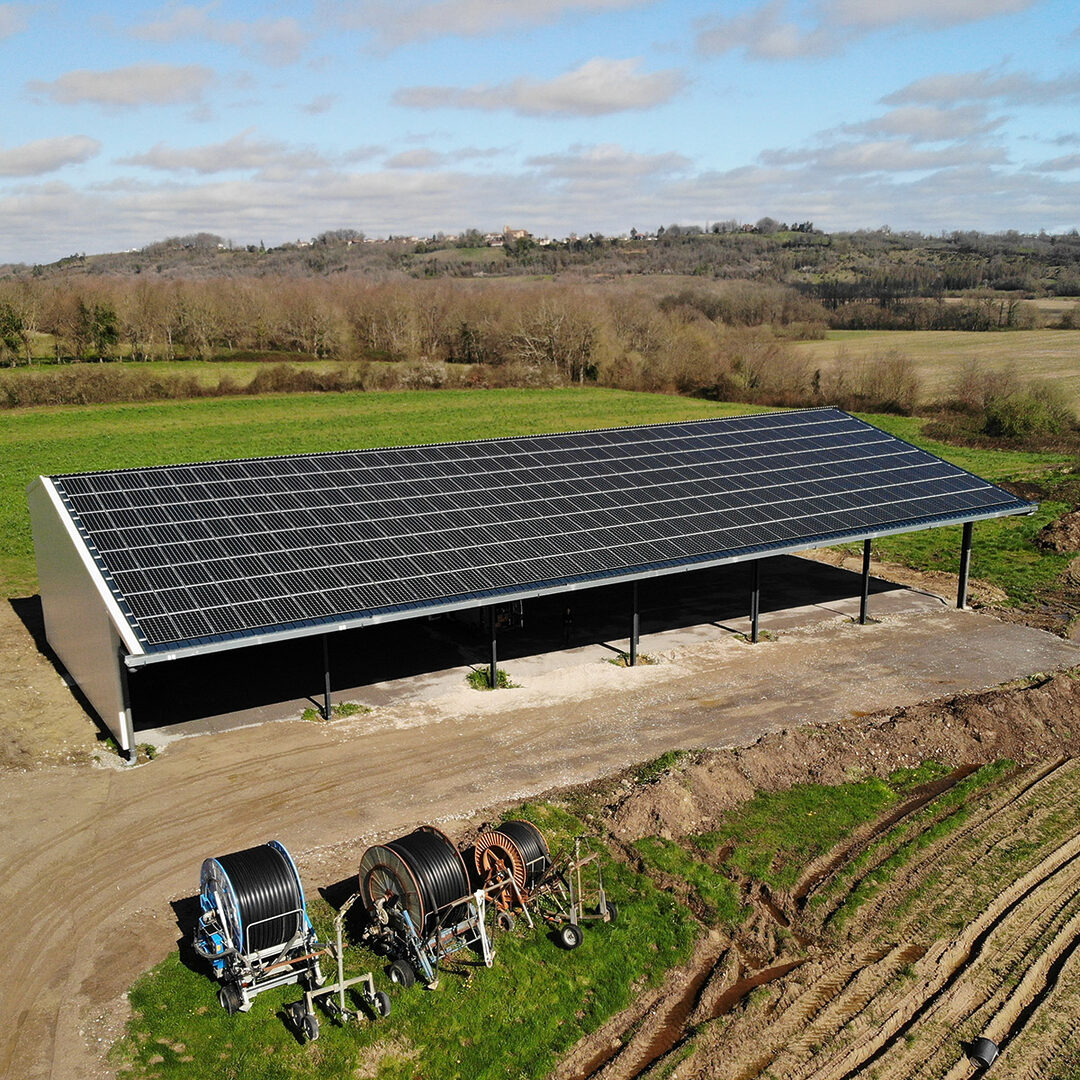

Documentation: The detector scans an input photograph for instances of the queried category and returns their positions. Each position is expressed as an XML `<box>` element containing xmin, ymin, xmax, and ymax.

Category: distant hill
<box><xmin>5</xmin><ymin>226</ymin><xmax>1080</xmax><ymax>299</ymax></box>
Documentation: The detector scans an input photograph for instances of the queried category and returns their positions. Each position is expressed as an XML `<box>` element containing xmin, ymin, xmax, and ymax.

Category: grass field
<box><xmin>112</xmin><ymin>802</ymin><xmax>697</xmax><ymax>1080</ymax></box>
<box><xmin>0</xmin><ymin>389</ymin><xmax>751</xmax><ymax>596</ymax></box>
<box><xmin>793</xmin><ymin>329</ymin><xmax>1080</xmax><ymax>408</ymax></box>
<box><xmin>1</xmin><ymin>388</ymin><xmax>1071</xmax><ymax>603</ymax></box>
<box><xmin>113</xmin><ymin>756</ymin><xmax>1080</xmax><ymax>1080</ymax></box>
<box><xmin>0</xmin><ymin>357</ymin><xmax>377</xmax><ymax>385</ymax></box>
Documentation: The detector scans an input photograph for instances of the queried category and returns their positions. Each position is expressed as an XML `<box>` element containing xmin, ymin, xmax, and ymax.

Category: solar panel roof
<box><xmin>43</xmin><ymin>407</ymin><xmax>1034</xmax><ymax>664</ymax></box>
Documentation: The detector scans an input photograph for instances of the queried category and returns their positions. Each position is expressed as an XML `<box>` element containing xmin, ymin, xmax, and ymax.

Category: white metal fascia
<box><xmin>34</xmin><ymin>477</ymin><xmax>145</xmax><ymax>657</ymax></box>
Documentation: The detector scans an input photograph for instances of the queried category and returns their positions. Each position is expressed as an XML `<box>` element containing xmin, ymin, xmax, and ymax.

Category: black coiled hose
<box><xmin>213</xmin><ymin>844</ymin><xmax>303</xmax><ymax>953</ymax></box>
<box><xmin>361</xmin><ymin>826</ymin><xmax>470</xmax><ymax>935</ymax></box>
<box><xmin>496</xmin><ymin>820</ymin><xmax>551</xmax><ymax>889</ymax></box>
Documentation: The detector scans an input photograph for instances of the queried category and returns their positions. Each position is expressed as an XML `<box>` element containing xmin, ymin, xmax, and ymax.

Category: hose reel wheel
<box><xmin>199</xmin><ymin>840</ymin><xmax>305</xmax><ymax>956</ymax></box>
<box><xmin>474</xmin><ymin>819</ymin><xmax>551</xmax><ymax>903</ymax></box>
<box><xmin>359</xmin><ymin>825</ymin><xmax>470</xmax><ymax>935</ymax></box>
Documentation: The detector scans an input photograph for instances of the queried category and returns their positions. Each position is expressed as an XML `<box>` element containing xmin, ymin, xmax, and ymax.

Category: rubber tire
<box><xmin>374</xmin><ymin>990</ymin><xmax>392</xmax><ymax>1018</ymax></box>
<box><xmin>388</xmin><ymin>959</ymin><xmax>416</xmax><ymax>988</ymax></box>
<box><xmin>604</xmin><ymin>901</ymin><xmax>618</xmax><ymax>924</ymax></box>
<box><xmin>302</xmin><ymin>1012</ymin><xmax>319</xmax><ymax>1042</ymax></box>
<box><xmin>218</xmin><ymin>983</ymin><xmax>242</xmax><ymax>1015</ymax></box>
<box><xmin>559</xmin><ymin>924</ymin><xmax>584</xmax><ymax>950</ymax></box>
<box><xmin>497</xmin><ymin>910</ymin><xmax>517</xmax><ymax>932</ymax></box>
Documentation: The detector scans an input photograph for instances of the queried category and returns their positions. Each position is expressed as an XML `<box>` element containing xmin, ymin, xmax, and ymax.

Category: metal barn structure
<box><xmin>28</xmin><ymin>407</ymin><xmax>1034</xmax><ymax>758</ymax></box>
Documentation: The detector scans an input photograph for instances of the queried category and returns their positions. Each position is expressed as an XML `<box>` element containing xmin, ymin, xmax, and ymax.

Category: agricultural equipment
<box><xmin>194</xmin><ymin>840</ymin><xmax>325</xmax><ymax>1014</ymax></box>
<box><xmin>473</xmin><ymin>823</ymin><xmax>618</xmax><ymax>949</ymax></box>
<box><xmin>359</xmin><ymin>825</ymin><xmax>493</xmax><ymax>989</ymax></box>
<box><xmin>284</xmin><ymin>891</ymin><xmax>390</xmax><ymax>1042</ymax></box>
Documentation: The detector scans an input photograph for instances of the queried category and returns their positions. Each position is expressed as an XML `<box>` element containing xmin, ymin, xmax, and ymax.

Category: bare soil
<box><xmin>572</xmin><ymin>756</ymin><xmax>1080</xmax><ymax>1080</ymax></box>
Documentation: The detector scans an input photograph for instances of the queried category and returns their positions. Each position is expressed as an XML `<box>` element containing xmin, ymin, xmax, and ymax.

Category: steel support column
<box><xmin>859</xmin><ymin>538</ymin><xmax>872</xmax><ymax>625</ymax></box>
<box><xmin>489</xmin><ymin>605</ymin><xmax>499</xmax><ymax>689</ymax></box>
<box><xmin>958</xmin><ymin>521</ymin><xmax>973</xmax><ymax>609</ymax></box>
<box><xmin>750</xmin><ymin>559</ymin><xmax>761</xmax><ymax>643</ymax></box>
<box><xmin>629</xmin><ymin>581</ymin><xmax>639</xmax><ymax>666</ymax></box>
<box><xmin>118</xmin><ymin>650</ymin><xmax>137</xmax><ymax>762</ymax></box>
<box><xmin>322</xmin><ymin>634</ymin><xmax>332</xmax><ymax>720</ymax></box>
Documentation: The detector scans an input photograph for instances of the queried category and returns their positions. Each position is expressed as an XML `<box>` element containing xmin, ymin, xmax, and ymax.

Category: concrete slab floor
<box><xmin>136</xmin><ymin>574</ymin><xmax>1075</xmax><ymax>749</ymax></box>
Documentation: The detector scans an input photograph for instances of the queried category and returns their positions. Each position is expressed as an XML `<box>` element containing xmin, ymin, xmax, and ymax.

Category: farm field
<box><xmin>4</xmin><ymin>382</ymin><xmax>1080</xmax><ymax>1080</ymax></box>
<box><xmin>793</xmin><ymin>329</ymin><xmax>1080</xmax><ymax>409</ymax></box>
<box><xmin>573</xmin><ymin>750</ymin><xmax>1080</xmax><ymax>1080</ymax></box>
<box><xmin>0</xmin><ymin>356</ymin><xmax>380</xmax><ymax>384</ymax></box>
<box><xmin>0</xmin><ymin>388</ymin><xmax>749</xmax><ymax>596</ymax></box>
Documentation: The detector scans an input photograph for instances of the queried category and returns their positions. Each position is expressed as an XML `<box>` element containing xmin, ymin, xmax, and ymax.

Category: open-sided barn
<box><xmin>28</xmin><ymin>407</ymin><xmax>1034</xmax><ymax>757</ymax></box>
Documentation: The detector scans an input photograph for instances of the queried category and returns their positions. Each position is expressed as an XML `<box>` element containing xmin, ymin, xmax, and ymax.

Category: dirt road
<box><xmin>1</xmin><ymin>605</ymin><xmax>1077</xmax><ymax>1080</ymax></box>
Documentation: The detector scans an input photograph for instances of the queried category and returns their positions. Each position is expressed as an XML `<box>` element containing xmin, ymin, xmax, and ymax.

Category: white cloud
<box><xmin>300</xmin><ymin>95</ymin><xmax>336</xmax><ymax>115</ymax></box>
<box><xmin>761</xmin><ymin>139</ymin><xmax>1007</xmax><ymax>173</ymax></box>
<box><xmin>841</xmin><ymin>105</ymin><xmax>1003</xmax><ymax>142</ymax></box>
<box><xmin>885</xmin><ymin>66</ymin><xmax>1080</xmax><ymax>106</ymax></box>
<box><xmin>129</xmin><ymin>5</ymin><xmax>310</xmax><ymax>66</ymax></box>
<box><xmin>27</xmin><ymin>64</ymin><xmax>215</xmax><ymax>109</ymax></box>
<box><xmin>117</xmin><ymin>131</ymin><xmax>325</xmax><ymax>175</ymax></box>
<box><xmin>0</xmin><ymin>136</ymin><xmax>100</xmax><ymax>177</ymax></box>
<box><xmin>0</xmin><ymin>3</ymin><xmax>26</xmax><ymax>39</ymax></box>
<box><xmin>697</xmin><ymin>0</ymin><xmax>1040</xmax><ymax>60</ymax></box>
<box><xmin>385</xmin><ymin>148</ymin><xmax>446</xmax><ymax>168</ymax></box>
<box><xmin>528</xmin><ymin>143</ymin><xmax>690</xmax><ymax>179</ymax></box>
<box><xmin>825</xmin><ymin>0</ymin><xmax>1036</xmax><ymax>29</ymax></box>
<box><xmin>1032</xmin><ymin>154</ymin><xmax>1080</xmax><ymax>172</ymax></box>
<box><xmin>4</xmin><ymin>149</ymin><xmax>1080</xmax><ymax>266</ymax></box>
<box><xmin>697</xmin><ymin>1</ymin><xmax>836</xmax><ymax>60</ymax></box>
<box><xmin>394</xmin><ymin>58</ymin><xmax>685</xmax><ymax>116</ymax></box>
<box><xmin>334</xmin><ymin>0</ymin><xmax>652</xmax><ymax>49</ymax></box>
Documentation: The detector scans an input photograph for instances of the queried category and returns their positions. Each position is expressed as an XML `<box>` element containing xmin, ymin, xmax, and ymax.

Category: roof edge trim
<box><xmin>33</xmin><ymin>476</ymin><xmax>145</xmax><ymax>657</ymax></box>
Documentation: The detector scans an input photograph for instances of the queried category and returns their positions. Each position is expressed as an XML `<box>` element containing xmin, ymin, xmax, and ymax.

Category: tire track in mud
<box><xmin>808</xmin><ymin>757</ymin><xmax>1075</xmax><ymax>935</ymax></box>
<box><xmin>793</xmin><ymin>827</ymin><xmax>1080</xmax><ymax>1080</ymax></box>
<box><xmin>791</xmin><ymin>765</ymin><xmax>981</xmax><ymax>906</ymax></box>
<box><xmin>588</xmin><ymin>761</ymin><xmax>1080</xmax><ymax>1080</ymax></box>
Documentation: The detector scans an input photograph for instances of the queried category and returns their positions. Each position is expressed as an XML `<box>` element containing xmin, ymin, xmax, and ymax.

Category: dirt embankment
<box><xmin>608</xmin><ymin>670</ymin><xmax>1079</xmax><ymax>844</ymax></box>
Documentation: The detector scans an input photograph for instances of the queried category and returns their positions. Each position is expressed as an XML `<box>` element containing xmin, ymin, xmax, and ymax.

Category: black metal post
<box><xmin>750</xmin><ymin>559</ymin><xmax>760</xmax><ymax>643</ymax></box>
<box><xmin>629</xmin><ymin>581</ymin><xmax>639</xmax><ymax>666</ymax></box>
<box><xmin>859</xmin><ymin>538</ymin><xmax>872</xmax><ymax>625</ymax></box>
<box><xmin>322</xmin><ymin>634</ymin><xmax>332</xmax><ymax>720</ymax></box>
<box><xmin>489</xmin><ymin>604</ymin><xmax>499</xmax><ymax>689</ymax></box>
<box><xmin>958</xmin><ymin>521</ymin><xmax>973</xmax><ymax>609</ymax></box>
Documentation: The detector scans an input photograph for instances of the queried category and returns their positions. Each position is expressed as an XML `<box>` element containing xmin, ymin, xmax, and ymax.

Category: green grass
<box><xmin>111</xmin><ymin>810</ymin><xmax>696</xmax><ymax>1080</ymax></box>
<box><xmin>693</xmin><ymin>776</ymin><xmax>902</xmax><ymax>892</ymax></box>
<box><xmin>466</xmin><ymin>667</ymin><xmax>518</xmax><ymax>690</ymax></box>
<box><xmin>0</xmin><ymin>388</ymin><xmax>757</xmax><ymax>596</ymax></box>
<box><xmin>632</xmin><ymin>749</ymin><xmax>691</xmax><ymax>785</ymax></box>
<box><xmin>634</xmin><ymin>763</ymin><xmax>952</xmax><ymax>924</ymax></box>
<box><xmin>300</xmin><ymin>702</ymin><xmax>371</xmax><ymax>722</ymax></box>
<box><xmin>634</xmin><ymin>836</ymin><xmax>745</xmax><ymax>923</ymax></box>
<box><xmin>823</xmin><ymin>760</ymin><xmax>1016</xmax><ymax>933</ymax></box>
<box><xmin>2</xmin><ymin>392</ymin><xmax>1071</xmax><ymax>605</ymax></box>
<box><xmin>838</xmin><ymin>414</ymin><xmax>1074</xmax><ymax>604</ymax></box>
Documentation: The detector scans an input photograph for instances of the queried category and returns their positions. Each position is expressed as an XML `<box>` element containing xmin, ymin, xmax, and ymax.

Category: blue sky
<box><xmin>2</xmin><ymin>0</ymin><xmax>1079</xmax><ymax>262</ymax></box>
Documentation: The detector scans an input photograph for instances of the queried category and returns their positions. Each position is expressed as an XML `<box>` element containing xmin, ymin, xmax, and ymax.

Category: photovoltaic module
<box><xmin>44</xmin><ymin>407</ymin><xmax>1033</xmax><ymax>659</ymax></box>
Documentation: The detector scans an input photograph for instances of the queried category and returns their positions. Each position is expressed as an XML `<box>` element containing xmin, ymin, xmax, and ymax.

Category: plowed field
<box><xmin>563</xmin><ymin>757</ymin><xmax>1080</xmax><ymax>1080</ymax></box>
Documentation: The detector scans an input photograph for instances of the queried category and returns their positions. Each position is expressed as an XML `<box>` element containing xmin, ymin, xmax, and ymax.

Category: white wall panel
<box><xmin>27</xmin><ymin>478</ymin><xmax>134</xmax><ymax>753</ymax></box>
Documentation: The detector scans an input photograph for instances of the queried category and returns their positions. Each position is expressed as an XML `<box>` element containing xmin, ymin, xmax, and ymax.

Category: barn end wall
<box><xmin>27</xmin><ymin>478</ymin><xmax>137</xmax><ymax>754</ymax></box>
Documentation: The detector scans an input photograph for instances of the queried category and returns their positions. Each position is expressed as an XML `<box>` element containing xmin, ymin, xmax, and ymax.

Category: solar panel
<box><xmin>46</xmin><ymin>408</ymin><xmax>1033</xmax><ymax>658</ymax></box>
